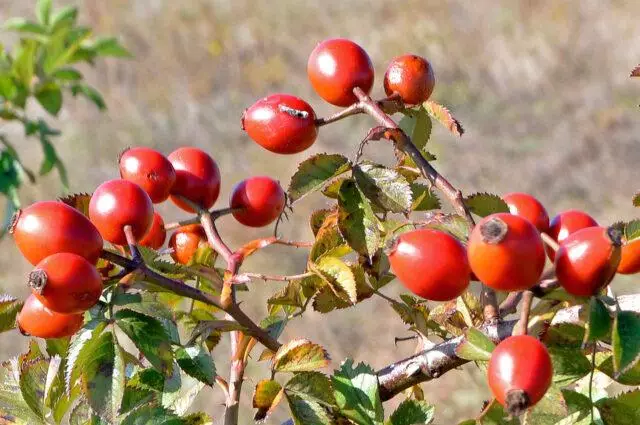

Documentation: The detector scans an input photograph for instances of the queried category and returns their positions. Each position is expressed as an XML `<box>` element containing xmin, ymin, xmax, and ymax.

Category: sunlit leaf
<box><xmin>612</xmin><ymin>311</ymin><xmax>640</xmax><ymax>377</ymax></box>
<box><xmin>288</xmin><ymin>154</ymin><xmax>351</xmax><ymax>202</ymax></box>
<box><xmin>332</xmin><ymin>359</ymin><xmax>383</xmax><ymax>425</ymax></box>
<box><xmin>253</xmin><ymin>379</ymin><xmax>284</xmax><ymax>422</ymax></box>
<box><xmin>422</xmin><ymin>100</ymin><xmax>464</xmax><ymax>137</ymax></box>
<box><xmin>272</xmin><ymin>339</ymin><xmax>330</xmax><ymax>373</ymax></box>
<box><xmin>337</xmin><ymin>179</ymin><xmax>381</xmax><ymax>260</ymax></box>
<box><xmin>455</xmin><ymin>328</ymin><xmax>495</xmax><ymax>362</ymax></box>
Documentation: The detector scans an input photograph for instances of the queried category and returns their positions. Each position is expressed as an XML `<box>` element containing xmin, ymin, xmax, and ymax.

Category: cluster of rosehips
<box><xmin>11</xmin><ymin>146</ymin><xmax>286</xmax><ymax>339</ymax></box>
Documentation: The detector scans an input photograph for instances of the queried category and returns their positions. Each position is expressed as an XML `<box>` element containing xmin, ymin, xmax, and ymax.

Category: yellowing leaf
<box><xmin>272</xmin><ymin>339</ymin><xmax>330</xmax><ymax>373</ymax></box>
<box><xmin>253</xmin><ymin>379</ymin><xmax>284</xmax><ymax>422</ymax></box>
<box><xmin>422</xmin><ymin>100</ymin><xmax>464</xmax><ymax>137</ymax></box>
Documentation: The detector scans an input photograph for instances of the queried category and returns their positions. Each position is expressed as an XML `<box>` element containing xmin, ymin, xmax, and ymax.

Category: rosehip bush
<box><xmin>1</xmin><ymin>3</ymin><xmax>640</xmax><ymax>425</ymax></box>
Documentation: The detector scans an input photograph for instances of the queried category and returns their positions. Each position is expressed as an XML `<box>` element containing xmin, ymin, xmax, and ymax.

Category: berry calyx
<box><xmin>139</xmin><ymin>212</ymin><xmax>166</xmax><ymax>249</ymax></box>
<box><xmin>387</xmin><ymin>229</ymin><xmax>470</xmax><ymax>301</ymax></box>
<box><xmin>29</xmin><ymin>252</ymin><xmax>103</xmax><ymax>314</ymax></box>
<box><xmin>242</xmin><ymin>94</ymin><xmax>318</xmax><ymax>154</ymax></box>
<box><xmin>307</xmin><ymin>38</ymin><xmax>374</xmax><ymax>107</ymax></box>
<box><xmin>487</xmin><ymin>335</ymin><xmax>553</xmax><ymax>416</ymax></box>
<box><xmin>168</xmin><ymin>147</ymin><xmax>221</xmax><ymax>213</ymax></box>
<box><xmin>383</xmin><ymin>54</ymin><xmax>436</xmax><ymax>105</ymax></box>
<box><xmin>467</xmin><ymin>213</ymin><xmax>545</xmax><ymax>291</ymax></box>
<box><xmin>119</xmin><ymin>147</ymin><xmax>176</xmax><ymax>203</ymax></box>
<box><xmin>555</xmin><ymin>226</ymin><xmax>622</xmax><ymax>297</ymax></box>
<box><xmin>230</xmin><ymin>176</ymin><xmax>286</xmax><ymax>227</ymax></box>
<box><xmin>16</xmin><ymin>295</ymin><xmax>84</xmax><ymax>339</ymax></box>
<box><xmin>546</xmin><ymin>210</ymin><xmax>598</xmax><ymax>261</ymax></box>
<box><xmin>11</xmin><ymin>201</ymin><xmax>103</xmax><ymax>265</ymax></box>
<box><xmin>89</xmin><ymin>179</ymin><xmax>154</xmax><ymax>245</ymax></box>
<box><xmin>503</xmin><ymin>192</ymin><xmax>550</xmax><ymax>233</ymax></box>
<box><xmin>169</xmin><ymin>224</ymin><xmax>208</xmax><ymax>265</ymax></box>
<box><xmin>618</xmin><ymin>239</ymin><xmax>640</xmax><ymax>275</ymax></box>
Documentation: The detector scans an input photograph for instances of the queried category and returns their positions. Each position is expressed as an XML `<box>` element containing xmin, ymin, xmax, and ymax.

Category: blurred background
<box><xmin>1</xmin><ymin>0</ymin><xmax>639</xmax><ymax>423</ymax></box>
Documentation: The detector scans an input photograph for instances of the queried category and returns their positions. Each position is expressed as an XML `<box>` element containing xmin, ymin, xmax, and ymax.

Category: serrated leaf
<box><xmin>58</xmin><ymin>193</ymin><xmax>91</xmax><ymax>217</ymax></box>
<box><xmin>631</xmin><ymin>66</ymin><xmax>640</xmax><ymax>77</ymax></box>
<box><xmin>353</xmin><ymin>162</ymin><xmax>412</xmax><ymax>213</ymax></box>
<box><xmin>422</xmin><ymin>100</ymin><xmax>464</xmax><ymax>137</ymax></box>
<box><xmin>623</xmin><ymin>220</ymin><xmax>640</xmax><ymax>242</ymax></box>
<box><xmin>314</xmin><ymin>256</ymin><xmax>357</xmax><ymax>304</ymax></box>
<box><xmin>80</xmin><ymin>330</ymin><xmax>125</xmax><ymax>422</ymax></box>
<box><xmin>337</xmin><ymin>179</ymin><xmax>381</xmax><ymax>259</ymax></box>
<box><xmin>45</xmin><ymin>356</ymin><xmax>77</xmax><ymax>424</ymax></box>
<box><xmin>115</xmin><ymin>309</ymin><xmax>173</xmax><ymax>375</ymax></box>
<box><xmin>35</xmin><ymin>83</ymin><xmax>63</xmax><ymax>116</ymax></box>
<box><xmin>285</xmin><ymin>393</ymin><xmax>333</xmax><ymax>425</ymax></box>
<box><xmin>322</xmin><ymin>177</ymin><xmax>346</xmax><ymax>199</ymax></box>
<box><xmin>115</xmin><ymin>293</ymin><xmax>180</xmax><ymax>344</ymax></box>
<box><xmin>399</xmin><ymin>107</ymin><xmax>432</xmax><ymax>150</ymax></box>
<box><xmin>584</xmin><ymin>297</ymin><xmax>611</xmax><ymax>344</ymax></box>
<box><xmin>253</xmin><ymin>379</ymin><xmax>284</xmax><ymax>422</ymax></box>
<box><xmin>0</xmin><ymin>294</ymin><xmax>22</xmax><ymax>333</ymax></box>
<box><xmin>332</xmin><ymin>359</ymin><xmax>383</xmax><ymax>425</ymax></box>
<box><xmin>387</xmin><ymin>399</ymin><xmax>435</xmax><ymax>425</ymax></box>
<box><xmin>285</xmin><ymin>372</ymin><xmax>336</xmax><ymax>407</ymax></box>
<box><xmin>595</xmin><ymin>390</ymin><xmax>640</xmax><ymax>425</ymax></box>
<box><xmin>19</xmin><ymin>358</ymin><xmax>48</xmax><ymax>419</ymax></box>
<box><xmin>310</xmin><ymin>209</ymin><xmax>333</xmax><ymax>237</ymax></box>
<box><xmin>422</xmin><ymin>213</ymin><xmax>470</xmax><ymax>242</ymax></box>
<box><xmin>410</xmin><ymin>183</ymin><xmax>441</xmax><ymax>211</ymax></box>
<box><xmin>121</xmin><ymin>405</ymin><xmax>183</xmax><ymax>425</ymax></box>
<box><xmin>312</xmin><ymin>286</ymin><xmax>351</xmax><ymax>314</ymax></box>
<box><xmin>597</xmin><ymin>352</ymin><xmax>640</xmax><ymax>385</ymax></box>
<box><xmin>548</xmin><ymin>346</ymin><xmax>591</xmax><ymax>386</ymax></box>
<box><xmin>0</xmin><ymin>359</ymin><xmax>45</xmax><ymax>424</ymax></box>
<box><xmin>272</xmin><ymin>339</ymin><xmax>330</xmax><ymax>373</ymax></box>
<box><xmin>66</xmin><ymin>320</ymin><xmax>108</xmax><ymax>392</ymax></box>
<box><xmin>310</xmin><ymin>213</ymin><xmax>351</xmax><ymax>262</ymax></box>
<box><xmin>613</xmin><ymin>311</ymin><xmax>640</xmax><ymax>377</ymax></box>
<box><xmin>175</xmin><ymin>345</ymin><xmax>215</xmax><ymax>386</ymax></box>
<box><xmin>455</xmin><ymin>328</ymin><xmax>495</xmax><ymax>361</ymax></box>
<box><xmin>161</xmin><ymin>367</ymin><xmax>205</xmax><ymax>416</ymax></box>
<box><xmin>464</xmin><ymin>193</ymin><xmax>509</xmax><ymax>218</ymax></box>
<box><xmin>268</xmin><ymin>280</ymin><xmax>304</xmax><ymax>308</ymax></box>
<box><xmin>288</xmin><ymin>154</ymin><xmax>351</xmax><ymax>202</ymax></box>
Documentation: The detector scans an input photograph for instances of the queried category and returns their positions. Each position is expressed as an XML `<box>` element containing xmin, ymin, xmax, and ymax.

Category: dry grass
<box><xmin>1</xmin><ymin>0</ymin><xmax>640</xmax><ymax>423</ymax></box>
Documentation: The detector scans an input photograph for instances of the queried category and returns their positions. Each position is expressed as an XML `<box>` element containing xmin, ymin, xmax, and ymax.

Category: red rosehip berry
<box><xmin>546</xmin><ymin>210</ymin><xmax>598</xmax><ymax>261</ymax></box>
<box><xmin>139</xmin><ymin>212</ymin><xmax>166</xmax><ymax>249</ymax></box>
<box><xmin>383</xmin><ymin>54</ymin><xmax>436</xmax><ymax>105</ymax></box>
<box><xmin>242</xmin><ymin>94</ymin><xmax>318</xmax><ymax>154</ymax></box>
<box><xmin>168</xmin><ymin>147</ymin><xmax>221</xmax><ymax>213</ymax></box>
<box><xmin>119</xmin><ymin>147</ymin><xmax>176</xmax><ymax>203</ymax></box>
<box><xmin>169</xmin><ymin>224</ymin><xmax>208</xmax><ymax>265</ymax></box>
<box><xmin>307</xmin><ymin>38</ymin><xmax>374</xmax><ymax>106</ymax></box>
<box><xmin>230</xmin><ymin>176</ymin><xmax>286</xmax><ymax>227</ymax></box>
<box><xmin>17</xmin><ymin>295</ymin><xmax>84</xmax><ymax>339</ymax></box>
<box><xmin>503</xmin><ymin>192</ymin><xmax>550</xmax><ymax>233</ymax></box>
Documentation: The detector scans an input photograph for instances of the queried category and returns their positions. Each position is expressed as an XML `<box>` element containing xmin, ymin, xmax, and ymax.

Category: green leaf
<box><xmin>596</xmin><ymin>352</ymin><xmax>640</xmax><ymax>385</ymax></box>
<box><xmin>46</xmin><ymin>337</ymin><xmax>70</xmax><ymax>358</ymax></box>
<box><xmin>332</xmin><ymin>359</ymin><xmax>383</xmax><ymax>425</ymax></box>
<box><xmin>0</xmin><ymin>360</ymin><xmax>46</xmax><ymax>424</ymax></box>
<box><xmin>35</xmin><ymin>83</ymin><xmax>63</xmax><ymax>116</ymax></box>
<box><xmin>422</xmin><ymin>100</ymin><xmax>464</xmax><ymax>137</ymax></box>
<box><xmin>3</xmin><ymin>18</ymin><xmax>48</xmax><ymax>35</ymax></box>
<box><xmin>0</xmin><ymin>294</ymin><xmax>22</xmax><ymax>333</ymax></box>
<box><xmin>422</xmin><ymin>213</ymin><xmax>470</xmax><ymax>242</ymax></box>
<box><xmin>464</xmin><ymin>193</ymin><xmax>509</xmax><ymax>218</ymax></box>
<box><xmin>50</xmin><ymin>6</ymin><xmax>78</xmax><ymax>31</ymax></box>
<box><xmin>387</xmin><ymin>399</ymin><xmax>435</xmax><ymax>425</ymax></box>
<box><xmin>51</xmin><ymin>67</ymin><xmax>83</xmax><ymax>81</ymax></box>
<box><xmin>633</xmin><ymin>193</ymin><xmax>640</xmax><ymax>207</ymax></box>
<box><xmin>522</xmin><ymin>386</ymin><xmax>571</xmax><ymax>425</ymax></box>
<box><xmin>548</xmin><ymin>346</ymin><xmax>591</xmax><ymax>386</ymax></box>
<box><xmin>36</xmin><ymin>0</ymin><xmax>52</xmax><ymax>25</ymax></box>
<box><xmin>595</xmin><ymin>390</ymin><xmax>640</xmax><ymax>425</ymax></box>
<box><xmin>71</xmin><ymin>84</ymin><xmax>106</xmax><ymax>110</ymax></box>
<box><xmin>66</xmin><ymin>320</ymin><xmax>108</xmax><ymax>392</ymax></box>
<box><xmin>337</xmin><ymin>179</ymin><xmax>381</xmax><ymax>259</ymax></box>
<box><xmin>121</xmin><ymin>405</ymin><xmax>184</xmax><ymax>425</ymax></box>
<box><xmin>175</xmin><ymin>345</ymin><xmax>215</xmax><ymax>386</ymax></box>
<box><xmin>44</xmin><ymin>356</ymin><xmax>76</xmax><ymax>425</ymax></box>
<box><xmin>286</xmin><ymin>393</ymin><xmax>333</xmax><ymax>425</ymax></box>
<box><xmin>353</xmin><ymin>161</ymin><xmax>412</xmax><ymax>213</ymax></box>
<box><xmin>12</xmin><ymin>39</ymin><xmax>37</xmax><ymax>87</ymax></box>
<box><xmin>399</xmin><ymin>106</ymin><xmax>432</xmax><ymax>150</ymax></box>
<box><xmin>623</xmin><ymin>220</ymin><xmax>640</xmax><ymax>242</ymax></box>
<box><xmin>584</xmin><ymin>297</ymin><xmax>611</xmax><ymax>344</ymax></box>
<box><xmin>272</xmin><ymin>339</ymin><xmax>330</xmax><ymax>373</ymax></box>
<box><xmin>314</xmin><ymin>256</ymin><xmax>357</xmax><ymax>304</ymax></box>
<box><xmin>80</xmin><ymin>330</ymin><xmax>125</xmax><ymax>422</ymax></box>
<box><xmin>410</xmin><ymin>183</ymin><xmax>441</xmax><ymax>211</ymax></box>
<box><xmin>253</xmin><ymin>379</ymin><xmax>284</xmax><ymax>422</ymax></box>
<box><xmin>477</xmin><ymin>399</ymin><xmax>519</xmax><ymax>425</ymax></box>
<box><xmin>161</xmin><ymin>367</ymin><xmax>205</xmax><ymax>416</ymax></box>
<box><xmin>455</xmin><ymin>328</ymin><xmax>496</xmax><ymax>362</ymax></box>
<box><xmin>19</xmin><ymin>358</ymin><xmax>48</xmax><ymax>419</ymax></box>
<box><xmin>612</xmin><ymin>311</ymin><xmax>640</xmax><ymax>377</ymax></box>
<box><xmin>115</xmin><ymin>309</ymin><xmax>173</xmax><ymax>375</ymax></box>
<box><xmin>285</xmin><ymin>372</ymin><xmax>336</xmax><ymax>407</ymax></box>
<box><xmin>261</xmin><ymin>315</ymin><xmax>288</xmax><ymax>341</ymax></box>
<box><xmin>268</xmin><ymin>280</ymin><xmax>305</xmax><ymax>308</ymax></box>
<box><xmin>288</xmin><ymin>153</ymin><xmax>351</xmax><ymax>202</ymax></box>
<box><xmin>84</xmin><ymin>37</ymin><xmax>132</xmax><ymax>58</ymax></box>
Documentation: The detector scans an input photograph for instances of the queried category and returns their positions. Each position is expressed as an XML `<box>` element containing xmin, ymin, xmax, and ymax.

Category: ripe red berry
<box><xmin>618</xmin><ymin>239</ymin><xmax>640</xmax><ymax>275</ymax></box>
<box><xmin>230</xmin><ymin>176</ymin><xmax>286</xmax><ymax>227</ymax></box>
<box><xmin>503</xmin><ymin>192</ymin><xmax>550</xmax><ymax>233</ymax></box>
<box><xmin>168</xmin><ymin>147</ymin><xmax>221</xmax><ymax>213</ymax></box>
<box><xmin>139</xmin><ymin>212</ymin><xmax>166</xmax><ymax>249</ymax></box>
<box><xmin>546</xmin><ymin>210</ymin><xmax>598</xmax><ymax>261</ymax></box>
<box><xmin>89</xmin><ymin>179</ymin><xmax>154</xmax><ymax>245</ymax></box>
<box><xmin>169</xmin><ymin>224</ymin><xmax>208</xmax><ymax>265</ymax></box>
<box><xmin>383</xmin><ymin>54</ymin><xmax>435</xmax><ymax>105</ymax></box>
<box><xmin>467</xmin><ymin>213</ymin><xmax>545</xmax><ymax>291</ymax></box>
<box><xmin>388</xmin><ymin>229</ymin><xmax>470</xmax><ymax>301</ymax></box>
<box><xmin>487</xmin><ymin>335</ymin><xmax>553</xmax><ymax>416</ymax></box>
<box><xmin>555</xmin><ymin>226</ymin><xmax>622</xmax><ymax>297</ymax></box>
<box><xmin>17</xmin><ymin>295</ymin><xmax>84</xmax><ymax>339</ymax></box>
<box><xmin>242</xmin><ymin>94</ymin><xmax>318</xmax><ymax>154</ymax></box>
<box><xmin>29</xmin><ymin>252</ymin><xmax>103</xmax><ymax>314</ymax></box>
<box><xmin>11</xmin><ymin>201</ymin><xmax>103</xmax><ymax>266</ymax></box>
<box><xmin>307</xmin><ymin>38</ymin><xmax>374</xmax><ymax>107</ymax></box>
<box><xmin>119</xmin><ymin>147</ymin><xmax>176</xmax><ymax>203</ymax></box>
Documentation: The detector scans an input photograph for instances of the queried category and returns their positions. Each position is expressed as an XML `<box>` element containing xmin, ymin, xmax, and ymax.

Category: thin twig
<box><xmin>513</xmin><ymin>290</ymin><xmax>534</xmax><ymax>336</ymax></box>
<box><xmin>234</xmin><ymin>271</ymin><xmax>314</xmax><ymax>283</ymax></box>
<box><xmin>541</xmin><ymin>232</ymin><xmax>560</xmax><ymax>252</ymax></box>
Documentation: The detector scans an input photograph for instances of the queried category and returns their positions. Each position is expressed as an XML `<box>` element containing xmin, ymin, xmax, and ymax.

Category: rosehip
<box><xmin>139</xmin><ymin>212</ymin><xmax>166</xmax><ymax>249</ymax></box>
<box><xmin>168</xmin><ymin>147</ymin><xmax>221</xmax><ymax>213</ymax></box>
<box><xmin>242</xmin><ymin>94</ymin><xmax>318</xmax><ymax>154</ymax></box>
<box><xmin>17</xmin><ymin>295</ymin><xmax>84</xmax><ymax>339</ymax></box>
<box><xmin>618</xmin><ymin>239</ymin><xmax>640</xmax><ymax>275</ymax></box>
<box><xmin>383</xmin><ymin>54</ymin><xmax>435</xmax><ymax>105</ymax></box>
<box><xmin>89</xmin><ymin>179</ymin><xmax>154</xmax><ymax>245</ymax></box>
<box><xmin>546</xmin><ymin>210</ymin><xmax>598</xmax><ymax>261</ymax></box>
<box><xmin>11</xmin><ymin>201</ymin><xmax>103</xmax><ymax>265</ymax></box>
<box><xmin>503</xmin><ymin>192</ymin><xmax>549</xmax><ymax>233</ymax></box>
<box><xmin>119</xmin><ymin>147</ymin><xmax>176</xmax><ymax>203</ymax></box>
<box><xmin>388</xmin><ymin>229</ymin><xmax>470</xmax><ymax>301</ymax></box>
<box><xmin>230</xmin><ymin>176</ymin><xmax>286</xmax><ymax>227</ymax></box>
<box><xmin>307</xmin><ymin>38</ymin><xmax>374</xmax><ymax>106</ymax></box>
<box><xmin>29</xmin><ymin>252</ymin><xmax>103</xmax><ymax>314</ymax></box>
<box><xmin>555</xmin><ymin>226</ymin><xmax>622</xmax><ymax>297</ymax></box>
<box><xmin>467</xmin><ymin>213</ymin><xmax>545</xmax><ymax>291</ymax></box>
<box><xmin>487</xmin><ymin>335</ymin><xmax>553</xmax><ymax>416</ymax></box>
<box><xmin>169</xmin><ymin>224</ymin><xmax>208</xmax><ymax>265</ymax></box>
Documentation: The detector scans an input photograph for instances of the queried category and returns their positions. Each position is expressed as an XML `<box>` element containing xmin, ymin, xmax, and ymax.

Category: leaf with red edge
<box><xmin>422</xmin><ymin>100</ymin><xmax>464</xmax><ymax>137</ymax></box>
<box><xmin>58</xmin><ymin>193</ymin><xmax>91</xmax><ymax>217</ymax></box>
<box><xmin>272</xmin><ymin>339</ymin><xmax>330</xmax><ymax>373</ymax></box>
<box><xmin>631</xmin><ymin>65</ymin><xmax>640</xmax><ymax>77</ymax></box>
<box><xmin>253</xmin><ymin>379</ymin><xmax>284</xmax><ymax>422</ymax></box>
